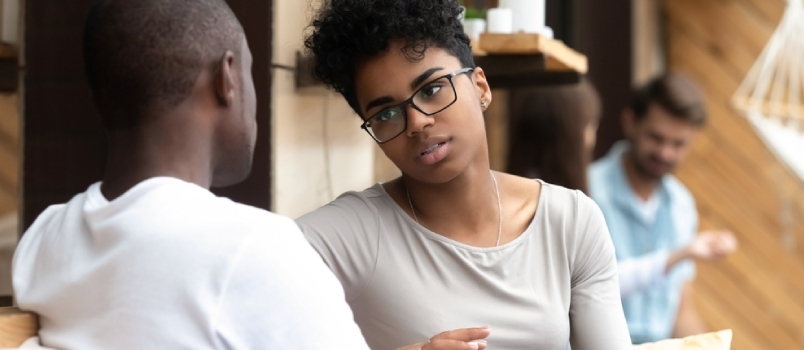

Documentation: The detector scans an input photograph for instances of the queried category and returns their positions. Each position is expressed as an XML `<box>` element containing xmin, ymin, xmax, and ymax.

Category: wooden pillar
<box><xmin>574</xmin><ymin>0</ymin><xmax>633</xmax><ymax>159</ymax></box>
<box><xmin>23</xmin><ymin>0</ymin><xmax>105</xmax><ymax>230</ymax></box>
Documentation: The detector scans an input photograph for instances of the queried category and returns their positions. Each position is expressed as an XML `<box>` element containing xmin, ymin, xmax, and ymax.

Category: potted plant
<box><xmin>460</xmin><ymin>2</ymin><xmax>487</xmax><ymax>41</ymax></box>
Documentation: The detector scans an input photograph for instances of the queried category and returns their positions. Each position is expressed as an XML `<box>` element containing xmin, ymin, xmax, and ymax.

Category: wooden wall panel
<box><xmin>23</xmin><ymin>0</ymin><xmax>110</xmax><ymax>230</ymax></box>
<box><xmin>0</xmin><ymin>94</ymin><xmax>18</xmax><ymax>216</ymax></box>
<box><xmin>665</xmin><ymin>1</ymin><xmax>804</xmax><ymax>349</ymax></box>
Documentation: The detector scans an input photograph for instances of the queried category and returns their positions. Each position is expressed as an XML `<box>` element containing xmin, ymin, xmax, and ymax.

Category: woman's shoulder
<box><xmin>296</xmin><ymin>183</ymin><xmax>389</xmax><ymax>229</ymax></box>
<box><xmin>541</xmin><ymin>181</ymin><xmax>599</xmax><ymax>215</ymax></box>
<box><xmin>502</xmin><ymin>173</ymin><xmax>591</xmax><ymax>215</ymax></box>
<box><xmin>502</xmin><ymin>173</ymin><xmax>595</xmax><ymax>240</ymax></box>
<box><xmin>499</xmin><ymin>172</ymin><xmax>542</xmax><ymax>202</ymax></box>
<box><xmin>503</xmin><ymin>174</ymin><xmax>603</xmax><ymax>237</ymax></box>
<box><xmin>498</xmin><ymin>173</ymin><xmax>542</xmax><ymax>228</ymax></box>
<box><xmin>294</xmin><ymin>184</ymin><xmax>392</xmax><ymax>302</ymax></box>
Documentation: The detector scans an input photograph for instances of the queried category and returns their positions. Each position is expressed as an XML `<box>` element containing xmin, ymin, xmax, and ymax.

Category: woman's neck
<box><xmin>389</xmin><ymin>162</ymin><xmax>501</xmax><ymax>245</ymax></box>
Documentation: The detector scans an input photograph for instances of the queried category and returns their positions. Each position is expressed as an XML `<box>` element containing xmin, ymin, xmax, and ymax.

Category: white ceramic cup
<box><xmin>486</xmin><ymin>8</ymin><xmax>513</xmax><ymax>34</ymax></box>
<box><xmin>499</xmin><ymin>0</ymin><xmax>545</xmax><ymax>34</ymax></box>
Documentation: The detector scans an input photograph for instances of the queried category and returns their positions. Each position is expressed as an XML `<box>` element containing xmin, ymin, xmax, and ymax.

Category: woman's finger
<box><xmin>425</xmin><ymin>339</ymin><xmax>487</xmax><ymax>350</ymax></box>
<box><xmin>430</xmin><ymin>326</ymin><xmax>491</xmax><ymax>342</ymax></box>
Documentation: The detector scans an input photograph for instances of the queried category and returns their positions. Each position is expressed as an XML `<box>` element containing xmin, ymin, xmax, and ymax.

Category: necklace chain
<box><xmin>405</xmin><ymin>171</ymin><xmax>503</xmax><ymax>246</ymax></box>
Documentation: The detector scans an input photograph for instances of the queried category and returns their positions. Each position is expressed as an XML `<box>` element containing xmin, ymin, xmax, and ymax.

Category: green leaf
<box><xmin>464</xmin><ymin>7</ymin><xmax>486</xmax><ymax>19</ymax></box>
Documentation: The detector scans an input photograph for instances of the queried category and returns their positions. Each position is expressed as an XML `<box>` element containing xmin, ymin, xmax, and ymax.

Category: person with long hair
<box><xmin>296</xmin><ymin>0</ymin><xmax>631</xmax><ymax>349</ymax></box>
<box><xmin>506</xmin><ymin>78</ymin><xmax>602</xmax><ymax>194</ymax></box>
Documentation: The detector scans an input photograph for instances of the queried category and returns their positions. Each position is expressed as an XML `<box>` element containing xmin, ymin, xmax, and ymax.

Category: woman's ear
<box><xmin>213</xmin><ymin>50</ymin><xmax>237</xmax><ymax>106</ymax></box>
<box><xmin>472</xmin><ymin>67</ymin><xmax>492</xmax><ymax>111</ymax></box>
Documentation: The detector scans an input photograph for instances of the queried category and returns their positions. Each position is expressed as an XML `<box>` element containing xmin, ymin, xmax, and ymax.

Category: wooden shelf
<box><xmin>472</xmin><ymin>33</ymin><xmax>588</xmax><ymax>89</ymax></box>
<box><xmin>475</xmin><ymin>54</ymin><xmax>580</xmax><ymax>89</ymax></box>
<box><xmin>479</xmin><ymin>33</ymin><xmax>588</xmax><ymax>73</ymax></box>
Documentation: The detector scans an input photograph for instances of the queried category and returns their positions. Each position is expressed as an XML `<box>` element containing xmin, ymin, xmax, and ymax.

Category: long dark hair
<box><xmin>506</xmin><ymin>78</ymin><xmax>601</xmax><ymax>194</ymax></box>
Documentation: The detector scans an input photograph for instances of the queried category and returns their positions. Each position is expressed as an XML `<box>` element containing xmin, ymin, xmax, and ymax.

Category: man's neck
<box><xmin>100</xmin><ymin>123</ymin><xmax>214</xmax><ymax>201</ymax></box>
<box><xmin>622</xmin><ymin>150</ymin><xmax>660</xmax><ymax>202</ymax></box>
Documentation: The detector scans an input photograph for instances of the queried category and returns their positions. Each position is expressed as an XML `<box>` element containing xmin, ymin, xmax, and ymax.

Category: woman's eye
<box><xmin>375</xmin><ymin>108</ymin><xmax>398</xmax><ymax>122</ymax></box>
<box><xmin>418</xmin><ymin>84</ymin><xmax>443</xmax><ymax>99</ymax></box>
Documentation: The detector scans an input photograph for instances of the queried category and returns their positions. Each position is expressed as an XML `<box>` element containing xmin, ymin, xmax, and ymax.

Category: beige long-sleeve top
<box><xmin>297</xmin><ymin>181</ymin><xmax>631</xmax><ymax>350</ymax></box>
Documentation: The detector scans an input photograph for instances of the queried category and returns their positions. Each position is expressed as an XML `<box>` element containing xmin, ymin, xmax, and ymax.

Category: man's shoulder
<box><xmin>663</xmin><ymin>175</ymin><xmax>695</xmax><ymax>206</ymax></box>
<box><xmin>180</xmin><ymin>198</ymin><xmax>305</xmax><ymax>256</ymax></box>
<box><xmin>19</xmin><ymin>191</ymin><xmax>88</xmax><ymax>246</ymax></box>
<box><xmin>149</xmin><ymin>180</ymin><xmax>297</xmax><ymax>232</ymax></box>
<box><xmin>589</xmin><ymin>142</ymin><xmax>627</xmax><ymax>179</ymax></box>
<box><xmin>213</xmin><ymin>198</ymin><xmax>294</xmax><ymax>226</ymax></box>
<box><xmin>589</xmin><ymin>157</ymin><xmax>610</xmax><ymax>178</ymax></box>
<box><xmin>588</xmin><ymin>158</ymin><xmax>618</xmax><ymax>205</ymax></box>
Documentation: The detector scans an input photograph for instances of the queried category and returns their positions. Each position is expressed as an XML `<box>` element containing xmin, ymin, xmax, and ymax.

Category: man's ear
<box><xmin>472</xmin><ymin>67</ymin><xmax>492</xmax><ymax>111</ymax></box>
<box><xmin>214</xmin><ymin>51</ymin><xmax>237</xmax><ymax>106</ymax></box>
<box><xmin>622</xmin><ymin>108</ymin><xmax>636</xmax><ymax>137</ymax></box>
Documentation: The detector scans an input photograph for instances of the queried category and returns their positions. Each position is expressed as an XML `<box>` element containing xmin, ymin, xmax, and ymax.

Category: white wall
<box><xmin>271</xmin><ymin>0</ymin><xmax>376</xmax><ymax>219</ymax></box>
<box><xmin>631</xmin><ymin>0</ymin><xmax>664</xmax><ymax>86</ymax></box>
<box><xmin>1</xmin><ymin>0</ymin><xmax>19</xmax><ymax>45</ymax></box>
<box><xmin>747</xmin><ymin>112</ymin><xmax>804</xmax><ymax>182</ymax></box>
<box><xmin>0</xmin><ymin>0</ymin><xmax>20</xmax><ymax>296</ymax></box>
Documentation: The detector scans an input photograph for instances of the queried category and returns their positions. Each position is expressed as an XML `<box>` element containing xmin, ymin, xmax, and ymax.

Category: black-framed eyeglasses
<box><xmin>360</xmin><ymin>67</ymin><xmax>475</xmax><ymax>143</ymax></box>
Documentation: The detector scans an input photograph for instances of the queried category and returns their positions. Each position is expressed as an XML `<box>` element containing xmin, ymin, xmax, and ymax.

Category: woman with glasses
<box><xmin>297</xmin><ymin>0</ymin><xmax>631</xmax><ymax>349</ymax></box>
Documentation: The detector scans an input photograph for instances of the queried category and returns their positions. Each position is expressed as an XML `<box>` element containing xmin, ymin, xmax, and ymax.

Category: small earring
<box><xmin>480</xmin><ymin>100</ymin><xmax>487</xmax><ymax>109</ymax></box>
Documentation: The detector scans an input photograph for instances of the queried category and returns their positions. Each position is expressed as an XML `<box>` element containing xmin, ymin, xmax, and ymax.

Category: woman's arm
<box><xmin>296</xmin><ymin>193</ymin><xmax>381</xmax><ymax>302</ymax></box>
<box><xmin>568</xmin><ymin>194</ymin><xmax>632</xmax><ymax>349</ymax></box>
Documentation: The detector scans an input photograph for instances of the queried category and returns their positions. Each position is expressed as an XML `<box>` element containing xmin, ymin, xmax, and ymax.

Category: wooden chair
<box><xmin>0</xmin><ymin>307</ymin><xmax>38</xmax><ymax>348</ymax></box>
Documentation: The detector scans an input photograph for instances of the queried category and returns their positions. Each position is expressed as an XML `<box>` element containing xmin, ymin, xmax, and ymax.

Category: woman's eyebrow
<box><xmin>410</xmin><ymin>67</ymin><xmax>444</xmax><ymax>90</ymax></box>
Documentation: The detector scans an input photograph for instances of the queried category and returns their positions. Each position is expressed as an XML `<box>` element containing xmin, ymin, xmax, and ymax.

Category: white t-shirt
<box><xmin>13</xmin><ymin>177</ymin><xmax>369</xmax><ymax>350</ymax></box>
<box><xmin>633</xmin><ymin>191</ymin><xmax>661</xmax><ymax>224</ymax></box>
<box><xmin>297</xmin><ymin>181</ymin><xmax>631</xmax><ymax>350</ymax></box>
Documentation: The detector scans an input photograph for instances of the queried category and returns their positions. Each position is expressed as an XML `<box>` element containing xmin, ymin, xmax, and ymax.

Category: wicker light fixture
<box><xmin>732</xmin><ymin>0</ymin><xmax>804</xmax><ymax>126</ymax></box>
<box><xmin>732</xmin><ymin>0</ymin><xmax>804</xmax><ymax>249</ymax></box>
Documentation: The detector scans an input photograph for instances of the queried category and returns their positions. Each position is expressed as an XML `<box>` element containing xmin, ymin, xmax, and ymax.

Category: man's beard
<box><xmin>632</xmin><ymin>151</ymin><xmax>674</xmax><ymax>181</ymax></box>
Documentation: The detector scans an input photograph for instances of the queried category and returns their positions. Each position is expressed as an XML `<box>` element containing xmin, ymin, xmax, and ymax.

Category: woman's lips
<box><xmin>419</xmin><ymin>140</ymin><xmax>450</xmax><ymax>165</ymax></box>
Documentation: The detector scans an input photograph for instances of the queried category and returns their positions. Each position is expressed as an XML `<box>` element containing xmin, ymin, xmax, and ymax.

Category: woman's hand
<box><xmin>394</xmin><ymin>327</ymin><xmax>490</xmax><ymax>350</ymax></box>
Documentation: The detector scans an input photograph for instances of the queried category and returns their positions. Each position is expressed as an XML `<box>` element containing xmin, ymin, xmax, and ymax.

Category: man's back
<box><xmin>13</xmin><ymin>177</ymin><xmax>368</xmax><ymax>349</ymax></box>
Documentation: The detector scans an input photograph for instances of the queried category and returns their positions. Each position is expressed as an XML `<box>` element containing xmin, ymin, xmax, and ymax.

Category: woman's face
<box><xmin>354</xmin><ymin>41</ymin><xmax>492</xmax><ymax>184</ymax></box>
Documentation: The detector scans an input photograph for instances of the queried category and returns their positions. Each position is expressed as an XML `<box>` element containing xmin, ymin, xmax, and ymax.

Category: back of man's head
<box><xmin>629</xmin><ymin>72</ymin><xmax>707</xmax><ymax>127</ymax></box>
<box><xmin>84</xmin><ymin>0</ymin><xmax>244</xmax><ymax>130</ymax></box>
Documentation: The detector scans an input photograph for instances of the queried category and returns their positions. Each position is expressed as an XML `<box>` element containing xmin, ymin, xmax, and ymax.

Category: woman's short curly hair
<box><xmin>304</xmin><ymin>0</ymin><xmax>475</xmax><ymax>116</ymax></box>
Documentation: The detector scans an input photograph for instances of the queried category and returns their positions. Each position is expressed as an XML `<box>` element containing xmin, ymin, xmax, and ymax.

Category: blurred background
<box><xmin>0</xmin><ymin>0</ymin><xmax>801</xmax><ymax>348</ymax></box>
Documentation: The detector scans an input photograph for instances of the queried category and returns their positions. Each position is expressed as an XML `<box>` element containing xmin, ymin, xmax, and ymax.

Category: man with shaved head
<box><xmin>12</xmin><ymin>1</ymin><xmax>369</xmax><ymax>348</ymax></box>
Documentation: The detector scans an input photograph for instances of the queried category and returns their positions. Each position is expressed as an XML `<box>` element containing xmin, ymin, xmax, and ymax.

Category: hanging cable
<box><xmin>321</xmin><ymin>90</ymin><xmax>335</xmax><ymax>200</ymax></box>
